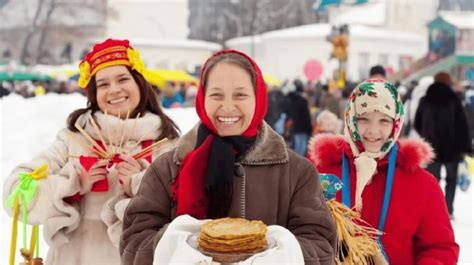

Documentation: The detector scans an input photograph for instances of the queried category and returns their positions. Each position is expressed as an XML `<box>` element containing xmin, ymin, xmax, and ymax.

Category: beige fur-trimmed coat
<box><xmin>2</xmin><ymin>110</ymin><xmax>176</xmax><ymax>265</ymax></box>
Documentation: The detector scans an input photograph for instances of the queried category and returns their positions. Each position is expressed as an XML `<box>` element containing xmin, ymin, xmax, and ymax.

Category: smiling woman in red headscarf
<box><xmin>120</xmin><ymin>50</ymin><xmax>337</xmax><ymax>265</ymax></box>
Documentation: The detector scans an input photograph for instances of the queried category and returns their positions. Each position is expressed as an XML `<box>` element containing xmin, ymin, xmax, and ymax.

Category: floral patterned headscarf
<box><xmin>343</xmin><ymin>79</ymin><xmax>405</xmax><ymax>210</ymax></box>
<box><xmin>344</xmin><ymin>79</ymin><xmax>405</xmax><ymax>158</ymax></box>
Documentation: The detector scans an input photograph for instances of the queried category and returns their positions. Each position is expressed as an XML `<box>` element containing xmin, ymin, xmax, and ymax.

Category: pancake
<box><xmin>197</xmin><ymin>217</ymin><xmax>268</xmax><ymax>262</ymax></box>
<box><xmin>201</xmin><ymin>218</ymin><xmax>267</xmax><ymax>239</ymax></box>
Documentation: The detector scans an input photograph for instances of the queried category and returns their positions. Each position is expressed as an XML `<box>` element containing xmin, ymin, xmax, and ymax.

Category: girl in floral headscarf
<box><xmin>308</xmin><ymin>79</ymin><xmax>459</xmax><ymax>264</ymax></box>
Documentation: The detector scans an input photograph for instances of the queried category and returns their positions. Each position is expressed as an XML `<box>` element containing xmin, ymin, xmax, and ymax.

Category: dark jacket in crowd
<box><xmin>318</xmin><ymin>91</ymin><xmax>341</xmax><ymax>119</ymax></box>
<box><xmin>284</xmin><ymin>91</ymin><xmax>313</xmax><ymax>135</ymax></box>
<box><xmin>0</xmin><ymin>85</ymin><xmax>10</xmax><ymax>98</ymax></box>
<box><xmin>264</xmin><ymin>89</ymin><xmax>285</xmax><ymax>127</ymax></box>
<box><xmin>415</xmin><ymin>82</ymin><xmax>471</xmax><ymax>162</ymax></box>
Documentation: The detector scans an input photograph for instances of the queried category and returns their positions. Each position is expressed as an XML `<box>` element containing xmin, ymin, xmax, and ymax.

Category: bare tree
<box><xmin>19</xmin><ymin>0</ymin><xmax>46</xmax><ymax>64</ymax></box>
<box><xmin>188</xmin><ymin>0</ymin><xmax>328</xmax><ymax>43</ymax></box>
<box><xmin>0</xmin><ymin>0</ymin><xmax>8</xmax><ymax>8</ymax></box>
<box><xmin>1</xmin><ymin>0</ymin><xmax>106</xmax><ymax>65</ymax></box>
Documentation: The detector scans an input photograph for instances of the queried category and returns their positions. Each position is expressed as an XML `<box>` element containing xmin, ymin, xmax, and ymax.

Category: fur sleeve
<box><xmin>2</xmin><ymin>129</ymin><xmax>82</xmax><ymax>247</ymax></box>
<box><xmin>100</xmin><ymin>139</ymin><xmax>177</xmax><ymax>248</ymax></box>
<box><xmin>100</xmin><ymin>169</ymin><xmax>146</xmax><ymax>248</ymax></box>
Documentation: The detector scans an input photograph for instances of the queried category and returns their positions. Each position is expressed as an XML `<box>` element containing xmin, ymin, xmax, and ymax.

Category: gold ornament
<box><xmin>78</xmin><ymin>61</ymin><xmax>91</xmax><ymax>89</ymax></box>
<box><xmin>127</xmin><ymin>48</ymin><xmax>145</xmax><ymax>75</ymax></box>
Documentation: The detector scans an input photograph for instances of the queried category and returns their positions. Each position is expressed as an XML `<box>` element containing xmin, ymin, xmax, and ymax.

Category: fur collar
<box><xmin>307</xmin><ymin>134</ymin><xmax>434</xmax><ymax>172</ymax></box>
<box><xmin>77</xmin><ymin>110</ymin><xmax>162</xmax><ymax>143</ymax></box>
<box><xmin>173</xmin><ymin>122</ymin><xmax>289</xmax><ymax>165</ymax></box>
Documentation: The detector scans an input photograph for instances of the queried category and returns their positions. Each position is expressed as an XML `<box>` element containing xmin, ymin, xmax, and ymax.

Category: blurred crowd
<box><xmin>2</xmin><ymin>67</ymin><xmax>473</xmax><ymax>160</ymax></box>
<box><xmin>263</xmin><ymin>66</ymin><xmax>474</xmax><ymax>157</ymax></box>
<box><xmin>0</xmin><ymin>79</ymin><xmax>83</xmax><ymax>98</ymax></box>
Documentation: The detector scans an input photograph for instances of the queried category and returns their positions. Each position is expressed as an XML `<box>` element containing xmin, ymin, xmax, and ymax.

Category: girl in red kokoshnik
<box><xmin>3</xmin><ymin>39</ymin><xmax>179</xmax><ymax>265</ymax></box>
<box><xmin>307</xmin><ymin>79</ymin><xmax>459</xmax><ymax>264</ymax></box>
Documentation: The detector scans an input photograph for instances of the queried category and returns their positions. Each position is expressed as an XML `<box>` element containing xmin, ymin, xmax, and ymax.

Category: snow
<box><xmin>349</xmin><ymin>25</ymin><xmax>423</xmax><ymax>42</ymax></box>
<box><xmin>439</xmin><ymin>11</ymin><xmax>474</xmax><ymax>30</ymax></box>
<box><xmin>263</xmin><ymin>24</ymin><xmax>331</xmax><ymax>39</ymax></box>
<box><xmin>0</xmin><ymin>93</ymin><xmax>198</xmax><ymax>264</ymax></box>
<box><xmin>225</xmin><ymin>36</ymin><xmax>263</xmax><ymax>48</ymax></box>
<box><xmin>122</xmin><ymin>38</ymin><xmax>222</xmax><ymax>51</ymax></box>
<box><xmin>0</xmin><ymin>93</ymin><xmax>472</xmax><ymax>264</ymax></box>
<box><xmin>226</xmin><ymin>23</ymin><xmax>423</xmax><ymax>43</ymax></box>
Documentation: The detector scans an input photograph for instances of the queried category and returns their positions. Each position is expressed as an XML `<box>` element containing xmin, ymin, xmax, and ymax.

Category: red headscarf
<box><xmin>172</xmin><ymin>50</ymin><xmax>268</xmax><ymax>219</ymax></box>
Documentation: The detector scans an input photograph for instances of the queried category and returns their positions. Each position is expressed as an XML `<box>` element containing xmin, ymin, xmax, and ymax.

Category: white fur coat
<box><xmin>2</xmin><ymin>110</ymin><xmax>177</xmax><ymax>265</ymax></box>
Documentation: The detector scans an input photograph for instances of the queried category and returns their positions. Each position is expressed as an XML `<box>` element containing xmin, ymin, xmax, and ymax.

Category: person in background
<box><xmin>415</xmin><ymin>71</ymin><xmax>471</xmax><ymax>219</ymax></box>
<box><xmin>178</xmin><ymin>82</ymin><xmax>187</xmax><ymax>99</ymax></box>
<box><xmin>402</xmin><ymin>76</ymin><xmax>433</xmax><ymax>138</ymax></box>
<box><xmin>369</xmin><ymin>65</ymin><xmax>386</xmax><ymax>79</ymax></box>
<box><xmin>318</xmin><ymin>84</ymin><xmax>342</xmax><ymax>118</ymax></box>
<box><xmin>308</xmin><ymin>79</ymin><xmax>459</xmax><ymax>264</ymax></box>
<box><xmin>182</xmin><ymin>85</ymin><xmax>198</xmax><ymax>107</ymax></box>
<box><xmin>161</xmin><ymin>81</ymin><xmax>184</xmax><ymax>108</ymax></box>
<box><xmin>283</xmin><ymin>79</ymin><xmax>313</xmax><ymax>156</ymax></box>
<box><xmin>120</xmin><ymin>50</ymin><xmax>336</xmax><ymax>265</ymax></box>
<box><xmin>264</xmin><ymin>83</ymin><xmax>285</xmax><ymax>130</ymax></box>
<box><xmin>464</xmin><ymin>82</ymin><xmax>474</xmax><ymax>151</ymax></box>
<box><xmin>0</xmin><ymin>81</ymin><xmax>10</xmax><ymax>98</ymax></box>
<box><xmin>57</xmin><ymin>81</ymin><xmax>68</xmax><ymax>94</ymax></box>
<box><xmin>2</xmin><ymin>39</ymin><xmax>180</xmax><ymax>265</ymax></box>
<box><xmin>312</xmin><ymin>109</ymin><xmax>342</xmax><ymax>135</ymax></box>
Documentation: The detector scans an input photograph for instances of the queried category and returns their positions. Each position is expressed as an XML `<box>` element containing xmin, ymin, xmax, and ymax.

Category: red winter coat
<box><xmin>308</xmin><ymin>134</ymin><xmax>459</xmax><ymax>265</ymax></box>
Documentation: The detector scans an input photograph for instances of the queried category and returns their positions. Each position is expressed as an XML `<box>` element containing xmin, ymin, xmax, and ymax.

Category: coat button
<box><xmin>234</xmin><ymin>163</ymin><xmax>245</xmax><ymax>177</ymax></box>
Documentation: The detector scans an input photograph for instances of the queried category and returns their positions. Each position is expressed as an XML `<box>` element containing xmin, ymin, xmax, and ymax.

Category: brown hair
<box><xmin>67</xmin><ymin>67</ymin><xmax>180</xmax><ymax>140</ymax></box>
<box><xmin>201</xmin><ymin>53</ymin><xmax>256</xmax><ymax>90</ymax></box>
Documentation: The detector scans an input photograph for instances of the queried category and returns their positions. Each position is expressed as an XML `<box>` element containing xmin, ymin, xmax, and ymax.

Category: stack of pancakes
<box><xmin>198</xmin><ymin>218</ymin><xmax>268</xmax><ymax>261</ymax></box>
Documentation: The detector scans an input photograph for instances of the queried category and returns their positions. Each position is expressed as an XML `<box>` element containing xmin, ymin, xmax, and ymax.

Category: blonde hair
<box><xmin>316</xmin><ymin>110</ymin><xmax>342</xmax><ymax>134</ymax></box>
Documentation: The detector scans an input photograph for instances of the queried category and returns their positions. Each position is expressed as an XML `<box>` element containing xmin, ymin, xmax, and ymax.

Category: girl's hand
<box><xmin>77</xmin><ymin>159</ymin><xmax>109</xmax><ymax>194</ymax></box>
<box><xmin>116</xmin><ymin>154</ymin><xmax>142</xmax><ymax>197</ymax></box>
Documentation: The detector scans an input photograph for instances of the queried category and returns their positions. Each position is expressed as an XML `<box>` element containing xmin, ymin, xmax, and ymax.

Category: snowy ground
<box><xmin>0</xmin><ymin>93</ymin><xmax>472</xmax><ymax>264</ymax></box>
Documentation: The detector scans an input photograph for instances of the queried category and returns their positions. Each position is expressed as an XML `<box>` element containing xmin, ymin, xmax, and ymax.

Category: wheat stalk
<box><xmin>132</xmin><ymin>138</ymin><xmax>169</xmax><ymax>160</ymax></box>
<box><xmin>118</xmin><ymin>109</ymin><xmax>130</xmax><ymax>153</ymax></box>
<box><xmin>89</xmin><ymin>115</ymin><xmax>109</xmax><ymax>154</ymax></box>
<box><xmin>67</xmin><ymin>133</ymin><xmax>105</xmax><ymax>158</ymax></box>
<box><xmin>74</xmin><ymin>122</ymin><xmax>109</xmax><ymax>158</ymax></box>
<box><xmin>104</xmin><ymin>109</ymin><xmax>114</xmax><ymax>154</ymax></box>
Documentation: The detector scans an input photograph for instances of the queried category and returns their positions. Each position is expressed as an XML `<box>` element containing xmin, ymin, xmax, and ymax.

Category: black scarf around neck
<box><xmin>196</xmin><ymin>124</ymin><xmax>256</xmax><ymax>218</ymax></box>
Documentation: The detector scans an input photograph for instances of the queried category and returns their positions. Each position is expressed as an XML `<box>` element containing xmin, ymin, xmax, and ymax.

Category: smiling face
<box><xmin>356</xmin><ymin>111</ymin><xmax>394</xmax><ymax>153</ymax></box>
<box><xmin>95</xmin><ymin>66</ymin><xmax>140</xmax><ymax>118</ymax></box>
<box><xmin>204</xmin><ymin>62</ymin><xmax>256</xmax><ymax>136</ymax></box>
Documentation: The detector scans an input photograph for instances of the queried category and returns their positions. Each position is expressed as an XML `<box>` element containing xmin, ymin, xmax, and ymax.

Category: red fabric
<box><xmin>79</xmin><ymin>155</ymin><xmax>109</xmax><ymax>192</ymax></box>
<box><xmin>141</xmin><ymin>140</ymin><xmax>153</xmax><ymax>163</ymax></box>
<box><xmin>107</xmin><ymin>154</ymin><xmax>124</xmax><ymax>169</ymax></box>
<box><xmin>81</xmin><ymin>39</ymin><xmax>132</xmax><ymax>77</ymax></box>
<box><xmin>63</xmin><ymin>192</ymin><xmax>83</xmax><ymax>203</ymax></box>
<box><xmin>79</xmin><ymin>140</ymin><xmax>152</xmax><ymax>192</ymax></box>
<box><xmin>307</xmin><ymin>134</ymin><xmax>435</xmax><ymax>172</ymax></box>
<box><xmin>172</xmin><ymin>135</ymin><xmax>214</xmax><ymax>219</ymax></box>
<box><xmin>307</xmin><ymin>135</ymin><xmax>459</xmax><ymax>265</ymax></box>
<box><xmin>416</xmin><ymin>257</ymin><xmax>444</xmax><ymax>265</ymax></box>
<box><xmin>173</xmin><ymin>50</ymin><xmax>268</xmax><ymax>219</ymax></box>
